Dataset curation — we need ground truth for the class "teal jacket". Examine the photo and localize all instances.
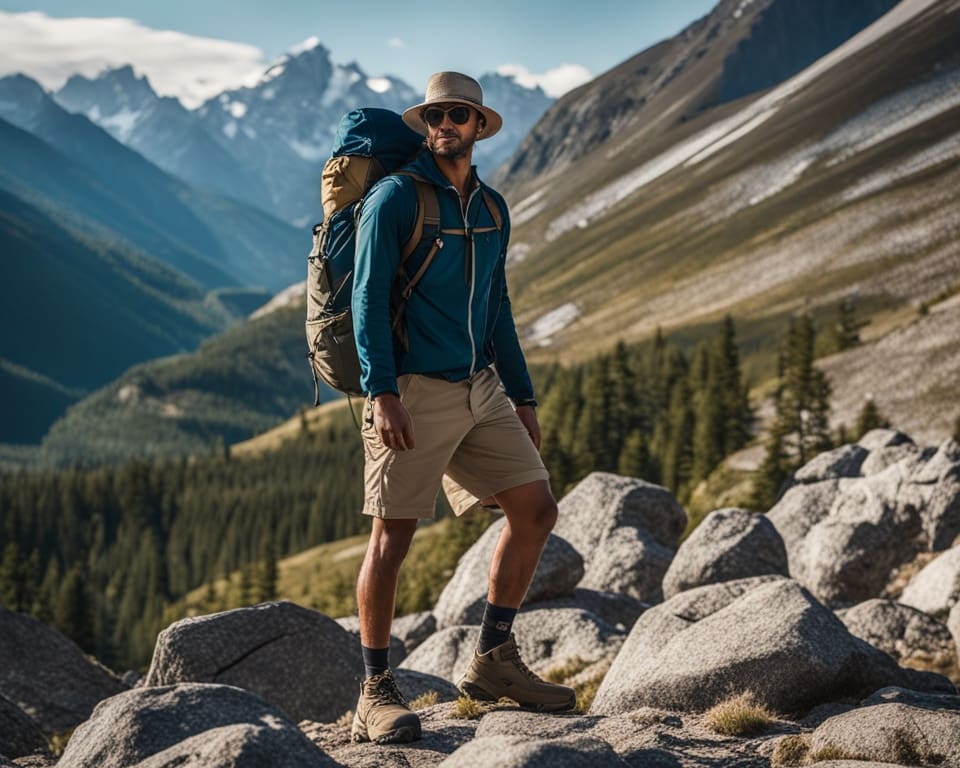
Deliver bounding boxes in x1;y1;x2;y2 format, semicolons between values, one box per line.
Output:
352;151;534;401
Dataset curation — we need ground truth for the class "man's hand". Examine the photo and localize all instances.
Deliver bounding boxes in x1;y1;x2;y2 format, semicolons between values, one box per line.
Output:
373;393;416;451
515;405;541;450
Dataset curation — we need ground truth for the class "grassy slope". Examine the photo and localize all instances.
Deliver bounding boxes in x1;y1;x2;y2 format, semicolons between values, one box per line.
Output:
494;4;959;441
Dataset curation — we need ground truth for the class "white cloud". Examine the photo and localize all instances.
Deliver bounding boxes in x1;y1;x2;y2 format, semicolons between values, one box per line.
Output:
388;37;405;48
0;11;267;108
496;63;592;98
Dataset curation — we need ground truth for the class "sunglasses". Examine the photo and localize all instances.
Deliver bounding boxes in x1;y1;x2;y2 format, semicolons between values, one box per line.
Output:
422;105;474;128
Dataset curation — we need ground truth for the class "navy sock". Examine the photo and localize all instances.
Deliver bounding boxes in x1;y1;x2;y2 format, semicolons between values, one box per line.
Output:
361;645;390;679
477;602;518;654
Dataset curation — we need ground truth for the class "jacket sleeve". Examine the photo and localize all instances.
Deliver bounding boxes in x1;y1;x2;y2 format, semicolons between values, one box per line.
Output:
352;178;414;397
488;208;536;402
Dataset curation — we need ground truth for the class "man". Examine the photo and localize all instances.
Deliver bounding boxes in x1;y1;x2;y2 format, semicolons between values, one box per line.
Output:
350;72;575;744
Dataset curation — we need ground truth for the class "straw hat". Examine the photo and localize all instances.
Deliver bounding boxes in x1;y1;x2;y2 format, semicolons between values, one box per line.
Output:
402;71;502;140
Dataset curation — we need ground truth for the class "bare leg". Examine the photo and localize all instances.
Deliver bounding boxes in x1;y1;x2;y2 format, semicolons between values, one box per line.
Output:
487;480;558;608
357;518;419;648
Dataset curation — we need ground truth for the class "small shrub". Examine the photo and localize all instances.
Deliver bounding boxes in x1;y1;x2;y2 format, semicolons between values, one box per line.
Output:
703;691;775;736
451;695;493;720
771;734;810;767
409;690;439;710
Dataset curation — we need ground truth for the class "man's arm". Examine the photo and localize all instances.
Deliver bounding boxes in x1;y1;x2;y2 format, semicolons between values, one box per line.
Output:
486;204;541;448
353;178;409;398
353;179;418;450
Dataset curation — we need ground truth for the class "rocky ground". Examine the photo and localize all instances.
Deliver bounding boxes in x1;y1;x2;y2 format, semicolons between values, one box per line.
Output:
2;428;960;767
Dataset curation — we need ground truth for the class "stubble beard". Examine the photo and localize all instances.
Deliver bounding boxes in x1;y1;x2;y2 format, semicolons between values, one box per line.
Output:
430;132;476;159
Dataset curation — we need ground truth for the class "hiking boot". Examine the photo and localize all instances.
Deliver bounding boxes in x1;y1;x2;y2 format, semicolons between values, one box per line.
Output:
351;669;422;744
457;634;577;712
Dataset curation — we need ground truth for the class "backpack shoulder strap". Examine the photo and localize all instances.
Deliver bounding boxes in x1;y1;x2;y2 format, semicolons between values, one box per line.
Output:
480;187;503;232
393;172;439;263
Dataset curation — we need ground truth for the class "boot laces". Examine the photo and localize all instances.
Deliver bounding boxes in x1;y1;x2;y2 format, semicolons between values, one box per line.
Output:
503;645;540;681
368;671;408;707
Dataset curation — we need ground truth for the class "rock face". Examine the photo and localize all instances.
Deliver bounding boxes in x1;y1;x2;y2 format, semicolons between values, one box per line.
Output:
552;473;686;602
0;607;126;732
145;601;361;723
524;589;647;632
811;702;960;765
400;608;623;682
433;523;583;629
589;579;952;716
838;599;956;670
391;612;438;653
661;508;788;599
438;734;625;767
0;692;47;759
899;546;960;617
911;438;960;550
768;435;960;607
57;683;334;768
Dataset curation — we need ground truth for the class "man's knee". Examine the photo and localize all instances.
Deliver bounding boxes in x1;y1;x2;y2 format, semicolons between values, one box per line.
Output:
499;483;558;538
370;518;418;565
532;497;559;535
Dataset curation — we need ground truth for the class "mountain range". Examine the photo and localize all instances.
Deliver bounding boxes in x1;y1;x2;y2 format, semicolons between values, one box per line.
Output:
53;48;553;225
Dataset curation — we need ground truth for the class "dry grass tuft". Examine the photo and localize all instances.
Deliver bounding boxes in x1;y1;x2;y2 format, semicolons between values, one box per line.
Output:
409;690;439;710
771;734;811;767
574;672;605;714
451;694;495;720
335;709;354;730
808;745;860;761
703;691;776;736
544;656;592;684
48;729;75;757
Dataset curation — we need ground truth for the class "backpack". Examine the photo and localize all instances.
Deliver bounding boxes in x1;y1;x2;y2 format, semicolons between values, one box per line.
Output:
305;107;503;403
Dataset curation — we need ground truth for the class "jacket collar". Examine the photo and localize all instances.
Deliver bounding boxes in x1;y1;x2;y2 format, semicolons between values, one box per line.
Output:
407;150;481;193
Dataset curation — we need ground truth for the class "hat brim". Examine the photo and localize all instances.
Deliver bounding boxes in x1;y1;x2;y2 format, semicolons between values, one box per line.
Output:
402;98;502;140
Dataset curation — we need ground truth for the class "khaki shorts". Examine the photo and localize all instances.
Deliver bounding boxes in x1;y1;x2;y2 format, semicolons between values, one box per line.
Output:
361;366;549;519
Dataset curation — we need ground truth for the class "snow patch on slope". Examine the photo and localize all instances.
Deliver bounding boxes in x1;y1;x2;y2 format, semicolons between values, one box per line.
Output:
99;108;140;142
841;132;960;203
527;303;580;346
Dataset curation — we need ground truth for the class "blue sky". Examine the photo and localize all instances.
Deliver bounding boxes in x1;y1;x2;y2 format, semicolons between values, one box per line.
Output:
0;1;718;104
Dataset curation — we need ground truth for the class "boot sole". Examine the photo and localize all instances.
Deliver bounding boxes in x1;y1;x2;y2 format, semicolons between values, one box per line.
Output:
351;723;422;744
458;681;577;713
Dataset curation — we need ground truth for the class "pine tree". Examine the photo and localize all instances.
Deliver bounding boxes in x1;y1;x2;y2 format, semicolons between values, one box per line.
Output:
0;542;25;611
618;429;650;480
55;566;95;653
835;295;865;351
256;535;278;603
752;427;790;510
661;381;696;496
754;315;833;506
777;315;832;465
855;397;889;438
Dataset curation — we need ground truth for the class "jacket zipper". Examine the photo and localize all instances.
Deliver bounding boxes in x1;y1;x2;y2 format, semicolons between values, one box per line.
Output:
460;185;481;377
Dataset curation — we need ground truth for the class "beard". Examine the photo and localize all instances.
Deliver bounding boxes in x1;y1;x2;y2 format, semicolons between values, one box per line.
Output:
429;130;476;159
